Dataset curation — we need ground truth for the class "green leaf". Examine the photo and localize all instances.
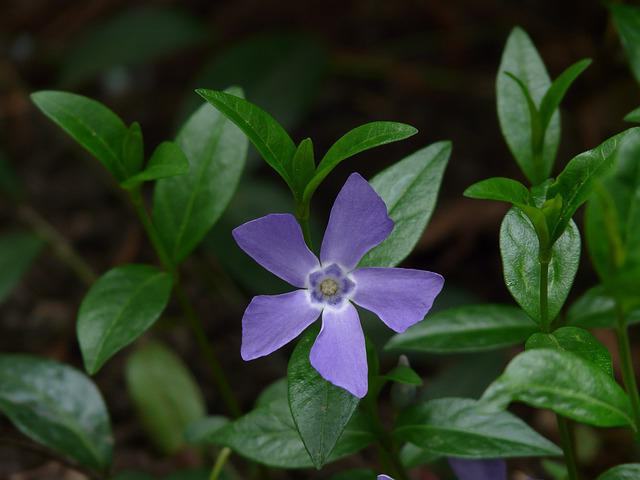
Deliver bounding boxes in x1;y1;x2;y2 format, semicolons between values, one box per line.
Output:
153;87;248;264
195;88;295;189
464;177;530;205
597;464;640;480
184;416;229;445
500;208;580;324
0;232;44;302
31;91;130;181
399;443;441;468
384;365;423;386
386;304;537;353
59;6;205;86
525;326;613;377
303;121;418;203
548;128;637;240
125;341;206;454
481;349;633;428
497;27;559;184
611;4;640;84
122;141;189;188
77;264;173;374
0;355;112;470
290;138;316;198
288;327;359;468
538;59;592;133
394;397;561;458
585;128;640;282
121;122;144;176
256;377;288;408
359;141;451;267
567;285;640;328
210;399;375;469
625;106;640;123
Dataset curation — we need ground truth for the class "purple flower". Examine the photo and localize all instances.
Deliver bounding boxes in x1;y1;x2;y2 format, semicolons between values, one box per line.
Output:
378;476;393;480
233;173;444;398
448;458;507;480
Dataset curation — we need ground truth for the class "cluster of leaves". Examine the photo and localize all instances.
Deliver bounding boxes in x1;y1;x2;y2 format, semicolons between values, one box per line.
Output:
2;5;640;480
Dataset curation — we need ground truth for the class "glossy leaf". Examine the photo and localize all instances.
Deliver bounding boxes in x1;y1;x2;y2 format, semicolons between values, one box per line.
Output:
394;397;561;458
59;6;205;86
77;264;173;374
303;121;418;202
195;88;295;189
0;354;112;470
291;138;316;198
625;107;640;123
597;464;640;480
31;91;131;181
122;141;189;188
500;208;580;324
526;326;613;377
611;4;640;83
548;128;636;239
210;399;375;469
386;304;537;353
567;285;640;328
497;27;559;184
399;443;441;468
121;122;144;176
0;232;43;302
585;128;640;282
184;416;229;445
359;141;451;267
538;59;591;133
288;327;359;468
481;349;633;428
384;365;423;386
153;87;248;263
464;177;530;205
125;342;206;454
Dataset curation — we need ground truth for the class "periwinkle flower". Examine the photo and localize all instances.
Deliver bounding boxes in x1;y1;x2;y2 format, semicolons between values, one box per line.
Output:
448;458;507;480
233;173;444;398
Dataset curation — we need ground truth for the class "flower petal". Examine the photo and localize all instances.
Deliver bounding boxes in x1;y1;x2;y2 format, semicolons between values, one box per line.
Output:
448;458;507;480
233;213;319;287
320;173;393;270
310;303;367;398
378;476;394;480
241;290;321;360
352;267;444;332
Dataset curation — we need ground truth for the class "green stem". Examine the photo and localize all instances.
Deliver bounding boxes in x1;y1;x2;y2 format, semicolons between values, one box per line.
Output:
557;416;579;480
615;304;640;435
128;189;242;418
539;250;551;333
538;246;579;479
294;200;313;249
210;447;232;480
18;204;97;286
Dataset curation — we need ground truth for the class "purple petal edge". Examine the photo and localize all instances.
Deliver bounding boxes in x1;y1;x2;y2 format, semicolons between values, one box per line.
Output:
448;458;507;480
310;303;368;398
320;173;393;270
241;290;321;360
233;213;319;288
352;267;444;333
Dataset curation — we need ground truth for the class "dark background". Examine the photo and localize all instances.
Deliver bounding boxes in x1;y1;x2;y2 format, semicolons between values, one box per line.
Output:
1;0;639;478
